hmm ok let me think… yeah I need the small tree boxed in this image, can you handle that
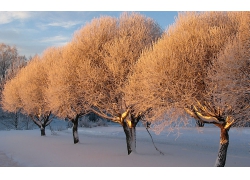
[2,55,53,136]
[46,45,91,144]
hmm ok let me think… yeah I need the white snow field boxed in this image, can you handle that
[0,122,249,167]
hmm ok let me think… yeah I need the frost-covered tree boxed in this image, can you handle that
[1,73,24,129]
[199,24,250,166]
[70,12,162,154]
[0,43,26,84]
[1,55,53,136]
[46,45,91,144]
[0,43,18,83]
[126,11,250,166]
[0,43,27,129]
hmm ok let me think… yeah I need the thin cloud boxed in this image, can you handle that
[47,21,83,28]
[40,35,69,44]
[0,11,31,24]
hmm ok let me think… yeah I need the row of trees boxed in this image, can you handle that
[1,13,163,148]
[1,12,249,167]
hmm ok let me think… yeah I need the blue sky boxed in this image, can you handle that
[1,0,248,58]
[0,11,178,57]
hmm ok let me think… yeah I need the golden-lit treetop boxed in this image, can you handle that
[125,11,250,131]
[46,43,92,119]
[81,12,162,118]
[1,74,22,113]
[2,54,51,118]
[54,12,163,122]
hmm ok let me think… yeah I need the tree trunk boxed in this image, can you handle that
[72,115,79,144]
[196,119,204,127]
[30,115,47,136]
[14,112,18,129]
[131,126,136,152]
[215,126,230,167]
[122,121,136,155]
[41,113,52,136]
[40,125,46,136]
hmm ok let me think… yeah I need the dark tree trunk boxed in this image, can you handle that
[30,113,52,136]
[41,112,52,136]
[122,114,139,155]
[14,112,18,129]
[122,122,136,155]
[215,126,229,167]
[196,119,204,127]
[41,125,46,136]
[72,115,79,144]
[122,122,131,154]
[131,126,136,152]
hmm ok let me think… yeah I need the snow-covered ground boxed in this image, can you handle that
[0,123,249,167]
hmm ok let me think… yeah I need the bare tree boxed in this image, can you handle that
[5,55,27,81]
[0,43,18,82]
[126,12,250,166]
[0,43,27,85]
[1,55,53,136]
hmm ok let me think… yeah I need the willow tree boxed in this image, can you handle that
[1,55,53,136]
[69,12,162,154]
[91,13,162,154]
[45,44,92,144]
[201,25,250,166]
[126,12,250,166]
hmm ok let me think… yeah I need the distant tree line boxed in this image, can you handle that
[0,43,30,130]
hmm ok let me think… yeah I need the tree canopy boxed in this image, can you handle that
[126,11,250,131]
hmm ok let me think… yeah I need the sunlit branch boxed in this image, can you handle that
[90,107,120,122]
[186,105,223,124]
[197,101,216,117]
[194,110,221,124]
[224,116,235,130]
[121,108,130,120]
